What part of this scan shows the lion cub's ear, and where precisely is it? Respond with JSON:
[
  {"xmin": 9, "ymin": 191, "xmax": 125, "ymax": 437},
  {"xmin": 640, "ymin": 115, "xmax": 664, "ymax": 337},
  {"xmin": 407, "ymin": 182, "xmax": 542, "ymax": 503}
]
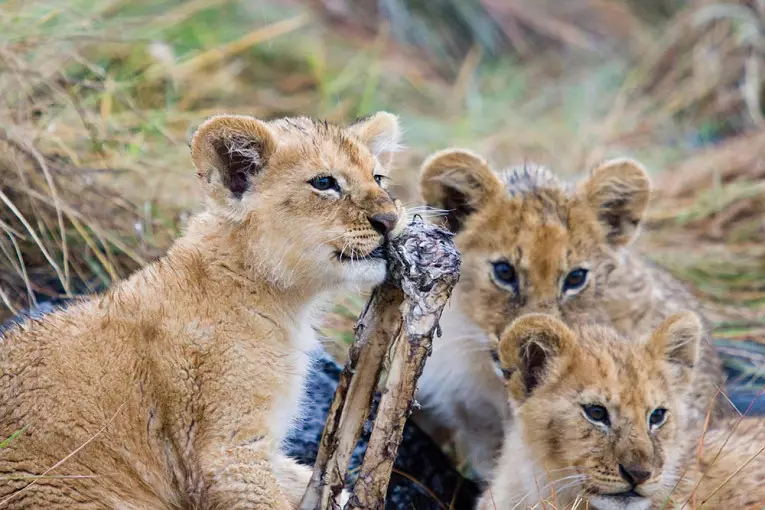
[
  {"xmin": 580, "ymin": 158, "xmax": 650, "ymax": 247},
  {"xmin": 348, "ymin": 111, "xmax": 402, "ymax": 172},
  {"xmin": 499, "ymin": 314, "xmax": 579, "ymax": 402},
  {"xmin": 191, "ymin": 114, "xmax": 277, "ymax": 204},
  {"xmin": 648, "ymin": 311, "xmax": 702, "ymax": 370},
  {"xmin": 419, "ymin": 148, "xmax": 504, "ymax": 233}
]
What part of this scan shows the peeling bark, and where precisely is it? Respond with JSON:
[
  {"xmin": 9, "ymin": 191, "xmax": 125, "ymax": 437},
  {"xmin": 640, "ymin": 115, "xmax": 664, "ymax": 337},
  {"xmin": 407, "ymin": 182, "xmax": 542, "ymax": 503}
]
[
  {"xmin": 299, "ymin": 284, "xmax": 404, "ymax": 510},
  {"xmin": 300, "ymin": 217, "xmax": 461, "ymax": 510}
]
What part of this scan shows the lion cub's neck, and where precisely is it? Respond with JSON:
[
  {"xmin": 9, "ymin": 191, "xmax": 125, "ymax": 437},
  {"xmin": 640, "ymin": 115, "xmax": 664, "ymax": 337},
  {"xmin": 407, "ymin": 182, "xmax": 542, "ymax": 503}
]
[{"xmin": 113, "ymin": 212, "xmax": 327, "ymax": 340}]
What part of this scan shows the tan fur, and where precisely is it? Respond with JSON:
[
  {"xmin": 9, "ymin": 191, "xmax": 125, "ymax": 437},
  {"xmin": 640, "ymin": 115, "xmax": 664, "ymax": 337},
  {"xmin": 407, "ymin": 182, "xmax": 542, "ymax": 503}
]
[
  {"xmin": 478, "ymin": 313, "xmax": 764, "ymax": 510},
  {"xmin": 0, "ymin": 112, "xmax": 403, "ymax": 509},
  {"xmin": 671, "ymin": 418, "xmax": 765, "ymax": 509},
  {"xmin": 415, "ymin": 149, "xmax": 729, "ymax": 478}
]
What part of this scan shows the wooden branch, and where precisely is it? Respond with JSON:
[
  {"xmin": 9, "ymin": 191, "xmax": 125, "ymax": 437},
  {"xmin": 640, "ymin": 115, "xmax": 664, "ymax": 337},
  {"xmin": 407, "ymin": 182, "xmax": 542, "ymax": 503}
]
[
  {"xmin": 299, "ymin": 283, "xmax": 404, "ymax": 510},
  {"xmin": 346, "ymin": 218, "xmax": 460, "ymax": 509},
  {"xmin": 300, "ymin": 217, "xmax": 460, "ymax": 510}
]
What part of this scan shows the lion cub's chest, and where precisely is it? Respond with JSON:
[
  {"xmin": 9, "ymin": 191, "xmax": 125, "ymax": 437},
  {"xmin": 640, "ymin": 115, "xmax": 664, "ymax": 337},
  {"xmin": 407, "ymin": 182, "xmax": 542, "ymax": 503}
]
[
  {"xmin": 267, "ymin": 317, "xmax": 317, "ymax": 442},
  {"xmin": 169, "ymin": 306, "xmax": 319, "ymax": 447}
]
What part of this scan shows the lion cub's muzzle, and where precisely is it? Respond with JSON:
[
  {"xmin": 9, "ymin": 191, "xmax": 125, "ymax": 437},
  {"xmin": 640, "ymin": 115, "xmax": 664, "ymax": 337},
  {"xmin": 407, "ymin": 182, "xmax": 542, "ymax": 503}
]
[
  {"xmin": 334, "ymin": 208, "xmax": 400, "ymax": 263},
  {"xmin": 367, "ymin": 212, "xmax": 398, "ymax": 238}
]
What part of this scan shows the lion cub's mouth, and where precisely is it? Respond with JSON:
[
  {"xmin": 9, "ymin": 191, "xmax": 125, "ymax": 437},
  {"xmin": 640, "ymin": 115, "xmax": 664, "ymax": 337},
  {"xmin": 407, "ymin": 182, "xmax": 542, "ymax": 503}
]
[
  {"xmin": 608, "ymin": 490, "xmax": 644, "ymax": 499},
  {"xmin": 335, "ymin": 245, "xmax": 386, "ymax": 263},
  {"xmin": 589, "ymin": 489, "xmax": 649, "ymax": 510}
]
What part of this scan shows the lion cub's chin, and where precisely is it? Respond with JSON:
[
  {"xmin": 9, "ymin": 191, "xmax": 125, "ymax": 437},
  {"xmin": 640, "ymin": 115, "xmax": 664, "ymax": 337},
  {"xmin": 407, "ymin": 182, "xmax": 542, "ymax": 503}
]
[
  {"xmin": 589, "ymin": 495, "xmax": 652, "ymax": 510},
  {"xmin": 337, "ymin": 252, "xmax": 388, "ymax": 287}
]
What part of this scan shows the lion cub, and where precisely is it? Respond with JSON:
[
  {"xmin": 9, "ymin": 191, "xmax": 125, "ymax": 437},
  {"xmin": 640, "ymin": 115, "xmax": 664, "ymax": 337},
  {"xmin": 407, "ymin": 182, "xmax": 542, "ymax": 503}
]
[
  {"xmin": 415, "ymin": 150, "xmax": 728, "ymax": 478},
  {"xmin": 0, "ymin": 113, "xmax": 402, "ymax": 509},
  {"xmin": 479, "ymin": 313, "xmax": 764, "ymax": 510}
]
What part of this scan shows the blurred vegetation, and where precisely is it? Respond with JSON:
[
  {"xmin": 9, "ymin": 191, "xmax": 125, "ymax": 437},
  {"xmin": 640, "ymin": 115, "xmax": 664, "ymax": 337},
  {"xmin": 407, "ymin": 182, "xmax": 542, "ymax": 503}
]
[{"xmin": 1, "ymin": 0, "xmax": 764, "ymax": 342}]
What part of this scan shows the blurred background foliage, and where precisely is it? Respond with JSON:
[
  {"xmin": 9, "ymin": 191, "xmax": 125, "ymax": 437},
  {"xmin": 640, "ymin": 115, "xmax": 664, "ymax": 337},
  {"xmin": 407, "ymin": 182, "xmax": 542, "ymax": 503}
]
[{"xmin": 1, "ymin": 0, "xmax": 765, "ymax": 356}]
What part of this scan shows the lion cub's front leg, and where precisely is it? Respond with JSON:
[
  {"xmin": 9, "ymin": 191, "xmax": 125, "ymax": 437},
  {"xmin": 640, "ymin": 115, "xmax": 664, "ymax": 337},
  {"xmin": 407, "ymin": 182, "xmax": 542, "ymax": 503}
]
[
  {"xmin": 201, "ymin": 439, "xmax": 293, "ymax": 510},
  {"xmin": 271, "ymin": 452, "xmax": 312, "ymax": 507},
  {"xmin": 272, "ymin": 453, "xmax": 353, "ymax": 508}
]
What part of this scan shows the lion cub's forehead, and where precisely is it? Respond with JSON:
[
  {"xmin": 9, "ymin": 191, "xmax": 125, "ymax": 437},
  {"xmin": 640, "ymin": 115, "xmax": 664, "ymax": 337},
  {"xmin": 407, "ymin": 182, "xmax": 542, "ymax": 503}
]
[
  {"xmin": 467, "ymin": 171, "xmax": 596, "ymax": 262},
  {"xmin": 467, "ymin": 165, "xmax": 606, "ymax": 264},
  {"xmin": 499, "ymin": 163, "xmax": 572, "ymax": 195},
  {"xmin": 570, "ymin": 327, "xmax": 669, "ymax": 410},
  {"xmin": 267, "ymin": 117, "xmax": 379, "ymax": 176}
]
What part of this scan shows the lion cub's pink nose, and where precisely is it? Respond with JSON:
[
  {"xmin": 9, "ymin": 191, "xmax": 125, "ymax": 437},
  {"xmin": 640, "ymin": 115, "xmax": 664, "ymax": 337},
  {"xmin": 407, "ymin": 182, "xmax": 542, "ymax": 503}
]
[{"xmin": 368, "ymin": 212, "xmax": 398, "ymax": 237}]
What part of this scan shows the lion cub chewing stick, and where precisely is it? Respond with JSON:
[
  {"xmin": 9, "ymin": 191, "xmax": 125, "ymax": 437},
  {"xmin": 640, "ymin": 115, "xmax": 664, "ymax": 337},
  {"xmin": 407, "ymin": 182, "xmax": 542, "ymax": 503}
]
[
  {"xmin": 479, "ymin": 313, "xmax": 764, "ymax": 510},
  {"xmin": 0, "ymin": 112, "xmax": 403, "ymax": 509}
]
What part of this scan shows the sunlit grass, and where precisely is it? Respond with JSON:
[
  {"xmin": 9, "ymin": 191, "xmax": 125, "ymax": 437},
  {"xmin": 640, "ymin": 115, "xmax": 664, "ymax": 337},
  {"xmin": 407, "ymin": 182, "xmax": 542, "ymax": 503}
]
[{"xmin": 0, "ymin": 428, "xmax": 24, "ymax": 450}]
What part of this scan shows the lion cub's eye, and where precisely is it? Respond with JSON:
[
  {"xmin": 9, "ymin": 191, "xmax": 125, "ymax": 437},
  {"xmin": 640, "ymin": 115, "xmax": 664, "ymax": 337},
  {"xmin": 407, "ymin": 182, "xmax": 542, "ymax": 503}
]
[
  {"xmin": 492, "ymin": 261, "xmax": 518, "ymax": 290},
  {"xmin": 563, "ymin": 268, "xmax": 588, "ymax": 292},
  {"xmin": 582, "ymin": 404, "xmax": 610, "ymax": 426},
  {"xmin": 649, "ymin": 408, "xmax": 668, "ymax": 429},
  {"xmin": 373, "ymin": 174, "xmax": 387, "ymax": 186},
  {"xmin": 309, "ymin": 175, "xmax": 340, "ymax": 192}
]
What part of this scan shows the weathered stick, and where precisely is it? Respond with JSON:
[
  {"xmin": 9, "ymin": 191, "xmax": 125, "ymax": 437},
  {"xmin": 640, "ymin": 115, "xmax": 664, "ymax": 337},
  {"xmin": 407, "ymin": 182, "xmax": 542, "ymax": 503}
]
[
  {"xmin": 346, "ymin": 218, "xmax": 460, "ymax": 509},
  {"xmin": 300, "ymin": 217, "xmax": 460, "ymax": 510},
  {"xmin": 299, "ymin": 283, "xmax": 404, "ymax": 509}
]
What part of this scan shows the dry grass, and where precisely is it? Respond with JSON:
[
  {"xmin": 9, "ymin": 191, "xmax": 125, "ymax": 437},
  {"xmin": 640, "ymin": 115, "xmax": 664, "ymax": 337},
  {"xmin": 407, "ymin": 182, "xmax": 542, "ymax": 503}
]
[{"xmin": 0, "ymin": 0, "xmax": 763, "ymax": 504}]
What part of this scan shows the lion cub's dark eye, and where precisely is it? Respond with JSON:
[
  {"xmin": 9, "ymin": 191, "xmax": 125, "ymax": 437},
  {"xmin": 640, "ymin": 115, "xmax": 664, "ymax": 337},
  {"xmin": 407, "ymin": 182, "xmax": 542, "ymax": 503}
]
[
  {"xmin": 649, "ymin": 408, "xmax": 667, "ymax": 428},
  {"xmin": 309, "ymin": 175, "xmax": 339, "ymax": 192},
  {"xmin": 563, "ymin": 268, "xmax": 588, "ymax": 292},
  {"xmin": 492, "ymin": 261, "xmax": 518, "ymax": 289},
  {"xmin": 374, "ymin": 174, "xmax": 386, "ymax": 186},
  {"xmin": 582, "ymin": 404, "xmax": 610, "ymax": 426}
]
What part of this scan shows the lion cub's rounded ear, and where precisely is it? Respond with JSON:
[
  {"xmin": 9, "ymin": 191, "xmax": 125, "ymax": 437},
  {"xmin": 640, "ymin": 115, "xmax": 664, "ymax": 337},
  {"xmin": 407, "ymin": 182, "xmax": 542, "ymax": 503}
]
[
  {"xmin": 419, "ymin": 148, "xmax": 503, "ymax": 234},
  {"xmin": 580, "ymin": 158, "xmax": 650, "ymax": 247},
  {"xmin": 499, "ymin": 314, "xmax": 578, "ymax": 401},
  {"xmin": 190, "ymin": 115, "xmax": 277, "ymax": 203},
  {"xmin": 348, "ymin": 111, "xmax": 402, "ymax": 172},
  {"xmin": 648, "ymin": 311, "xmax": 702, "ymax": 370}
]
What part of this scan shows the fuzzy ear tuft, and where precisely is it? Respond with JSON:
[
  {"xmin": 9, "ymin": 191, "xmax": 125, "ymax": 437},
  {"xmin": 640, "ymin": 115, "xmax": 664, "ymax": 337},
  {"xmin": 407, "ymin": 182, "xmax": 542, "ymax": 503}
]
[
  {"xmin": 418, "ymin": 148, "xmax": 503, "ymax": 233},
  {"xmin": 648, "ymin": 312, "xmax": 702, "ymax": 369},
  {"xmin": 499, "ymin": 314, "xmax": 578, "ymax": 400},
  {"xmin": 190, "ymin": 115, "xmax": 277, "ymax": 201},
  {"xmin": 581, "ymin": 158, "xmax": 651, "ymax": 247},
  {"xmin": 348, "ymin": 111, "xmax": 402, "ymax": 171}
]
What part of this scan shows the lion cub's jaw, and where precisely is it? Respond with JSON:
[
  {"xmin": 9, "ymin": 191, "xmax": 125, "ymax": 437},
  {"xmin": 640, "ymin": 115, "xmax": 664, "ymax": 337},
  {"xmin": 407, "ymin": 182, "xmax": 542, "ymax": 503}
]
[
  {"xmin": 588, "ymin": 495, "xmax": 652, "ymax": 510},
  {"xmin": 419, "ymin": 149, "xmax": 649, "ymax": 341},
  {"xmin": 190, "ymin": 112, "xmax": 403, "ymax": 291},
  {"xmin": 486, "ymin": 312, "xmax": 701, "ymax": 509}
]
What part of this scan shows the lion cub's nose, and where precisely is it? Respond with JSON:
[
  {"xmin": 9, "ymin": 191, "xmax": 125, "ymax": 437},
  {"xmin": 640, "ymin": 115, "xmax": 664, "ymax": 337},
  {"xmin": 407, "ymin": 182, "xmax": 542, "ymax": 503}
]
[
  {"xmin": 619, "ymin": 464, "xmax": 651, "ymax": 486},
  {"xmin": 368, "ymin": 212, "xmax": 398, "ymax": 237}
]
